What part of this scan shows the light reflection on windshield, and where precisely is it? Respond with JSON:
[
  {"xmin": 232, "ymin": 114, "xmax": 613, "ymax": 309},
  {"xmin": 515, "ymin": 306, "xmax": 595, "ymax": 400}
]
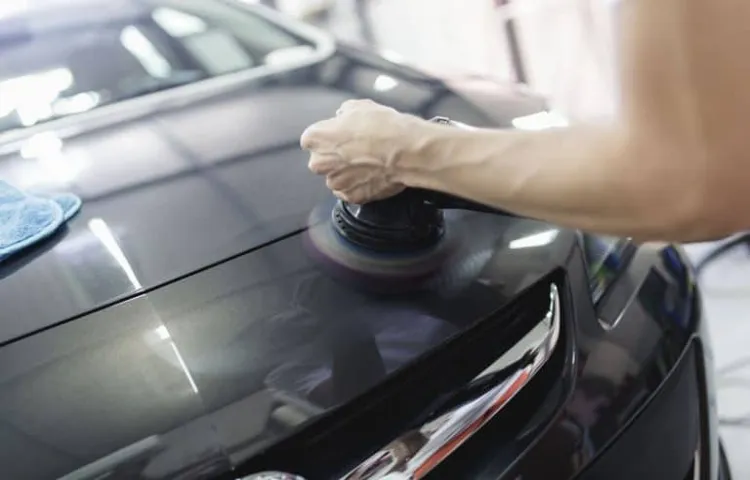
[
  {"xmin": 120, "ymin": 25, "xmax": 174, "ymax": 79},
  {"xmin": 0, "ymin": 68, "xmax": 75, "ymax": 126},
  {"xmin": 0, "ymin": 0, "xmax": 311, "ymax": 134}
]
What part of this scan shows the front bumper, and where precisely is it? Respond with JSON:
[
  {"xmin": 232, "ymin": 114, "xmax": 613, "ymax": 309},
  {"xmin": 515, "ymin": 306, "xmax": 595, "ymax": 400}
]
[{"xmin": 575, "ymin": 340, "xmax": 708, "ymax": 480}]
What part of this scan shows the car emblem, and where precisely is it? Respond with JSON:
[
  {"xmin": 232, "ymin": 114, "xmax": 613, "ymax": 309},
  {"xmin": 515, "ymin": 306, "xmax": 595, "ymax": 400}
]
[{"xmin": 240, "ymin": 473, "xmax": 306, "ymax": 480}]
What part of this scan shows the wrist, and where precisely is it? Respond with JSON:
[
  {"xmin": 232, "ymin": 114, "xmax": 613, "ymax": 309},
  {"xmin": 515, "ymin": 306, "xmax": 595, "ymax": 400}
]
[{"xmin": 392, "ymin": 120, "xmax": 452, "ymax": 189}]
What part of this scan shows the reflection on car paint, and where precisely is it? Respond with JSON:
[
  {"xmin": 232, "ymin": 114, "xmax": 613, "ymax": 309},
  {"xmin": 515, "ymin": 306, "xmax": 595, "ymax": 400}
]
[{"xmin": 580, "ymin": 233, "xmax": 631, "ymax": 302}]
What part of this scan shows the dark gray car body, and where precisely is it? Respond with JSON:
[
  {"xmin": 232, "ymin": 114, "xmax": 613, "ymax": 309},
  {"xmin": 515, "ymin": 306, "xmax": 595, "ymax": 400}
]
[{"xmin": 0, "ymin": 2, "xmax": 725, "ymax": 479}]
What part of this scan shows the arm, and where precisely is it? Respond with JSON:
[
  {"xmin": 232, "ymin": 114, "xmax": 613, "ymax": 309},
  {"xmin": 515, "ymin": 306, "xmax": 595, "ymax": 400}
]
[
  {"xmin": 397, "ymin": 0, "xmax": 750, "ymax": 242},
  {"xmin": 303, "ymin": 0, "xmax": 750, "ymax": 242},
  {"xmin": 399, "ymin": 124, "xmax": 696, "ymax": 241}
]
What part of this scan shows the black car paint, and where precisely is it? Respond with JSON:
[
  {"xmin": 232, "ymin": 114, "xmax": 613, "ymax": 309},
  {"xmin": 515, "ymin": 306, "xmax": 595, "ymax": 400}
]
[
  {"xmin": 0, "ymin": 42, "xmax": 523, "ymax": 345},
  {"xmin": 237, "ymin": 243, "xmax": 712, "ymax": 480},
  {"xmin": 0, "ymin": 3, "xmax": 719, "ymax": 480}
]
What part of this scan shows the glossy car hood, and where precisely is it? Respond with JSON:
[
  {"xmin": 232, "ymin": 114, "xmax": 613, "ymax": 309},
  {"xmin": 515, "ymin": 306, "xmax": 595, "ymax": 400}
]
[
  {"xmin": 0, "ymin": 44, "xmax": 564, "ymax": 479},
  {"xmin": 0, "ymin": 208, "xmax": 575, "ymax": 480},
  {"xmin": 0, "ymin": 85, "xmax": 335, "ymax": 344},
  {"xmin": 0, "ymin": 45, "xmax": 545, "ymax": 345}
]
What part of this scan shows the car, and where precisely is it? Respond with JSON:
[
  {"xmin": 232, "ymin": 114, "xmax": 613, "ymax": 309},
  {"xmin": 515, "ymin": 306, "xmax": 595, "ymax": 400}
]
[{"xmin": 0, "ymin": 1, "xmax": 732, "ymax": 479}]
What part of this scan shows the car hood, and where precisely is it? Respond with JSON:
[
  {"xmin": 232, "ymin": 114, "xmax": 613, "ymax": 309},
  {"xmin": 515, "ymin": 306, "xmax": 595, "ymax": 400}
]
[
  {"xmin": 0, "ymin": 46, "xmax": 545, "ymax": 345},
  {"xmin": 0, "ymin": 209, "xmax": 575, "ymax": 480},
  {"xmin": 0, "ymin": 45, "xmax": 567, "ymax": 480},
  {"xmin": 0, "ymin": 84, "xmax": 336, "ymax": 345}
]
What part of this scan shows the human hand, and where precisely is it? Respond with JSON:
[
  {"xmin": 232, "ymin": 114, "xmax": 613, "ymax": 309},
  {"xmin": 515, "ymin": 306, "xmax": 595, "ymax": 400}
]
[{"xmin": 300, "ymin": 99, "xmax": 426, "ymax": 204}]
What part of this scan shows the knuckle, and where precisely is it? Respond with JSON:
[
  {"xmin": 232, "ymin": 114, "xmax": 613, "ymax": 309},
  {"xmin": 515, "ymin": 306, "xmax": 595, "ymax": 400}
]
[
  {"xmin": 341, "ymin": 98, "xmax": 374, "ymax": 110},
  {"xmin": 309, "ymin": 152, "xmax": 343, "ymax": 173},
  {"xmin": 300, "ymin": 127, "xmax": 321, "ymax": 150},
  {"xmin": 344, "ymin": 189, "xmax": 363, "ymax": 204},
  {"xmin": 308, "ymin": 154, "xmax": 326, "ymax": 173},
  {"xmin": 308, "ymin": 160, "xmax": 321, "ymax": 174},
  {"xmin": 340, "ymin": 99, "xmax": 361, "ymax": 109}
]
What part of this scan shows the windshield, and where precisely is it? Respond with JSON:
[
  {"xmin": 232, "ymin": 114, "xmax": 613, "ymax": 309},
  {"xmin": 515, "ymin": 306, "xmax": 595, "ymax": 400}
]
[{"xmin": 0, "ymin": 0, "xmax": 313, "ymax": 135}]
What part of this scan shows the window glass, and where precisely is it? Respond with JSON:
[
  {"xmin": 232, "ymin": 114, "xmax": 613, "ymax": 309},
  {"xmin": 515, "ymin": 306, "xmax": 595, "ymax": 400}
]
[{"xmin": 0, "ymin": 0, "xmax": 312, "ymax": 134}]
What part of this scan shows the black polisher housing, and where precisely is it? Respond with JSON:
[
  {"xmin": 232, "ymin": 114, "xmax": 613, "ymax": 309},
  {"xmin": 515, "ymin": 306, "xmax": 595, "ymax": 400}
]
[{"xmin": 332, "ymin": 191, "xmax": 445, "ymax": 254}]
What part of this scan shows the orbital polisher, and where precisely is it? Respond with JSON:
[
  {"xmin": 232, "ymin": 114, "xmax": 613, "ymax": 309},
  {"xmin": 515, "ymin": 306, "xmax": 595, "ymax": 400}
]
[{"xmin": 304, "ymin": 117, "xmax": 519, "ymax": 293}]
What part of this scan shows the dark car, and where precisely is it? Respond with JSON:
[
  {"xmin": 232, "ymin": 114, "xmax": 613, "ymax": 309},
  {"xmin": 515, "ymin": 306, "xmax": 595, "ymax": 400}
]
[{"xmin": 0, "ymin": 1, "xmax": 732, "ymax": 479}]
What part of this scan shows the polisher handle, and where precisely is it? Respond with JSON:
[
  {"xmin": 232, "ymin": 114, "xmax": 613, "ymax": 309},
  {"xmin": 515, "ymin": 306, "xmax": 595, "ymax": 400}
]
[{"xmin": 404, "ymin": 188, "xmax": 521, "ymax": 217}]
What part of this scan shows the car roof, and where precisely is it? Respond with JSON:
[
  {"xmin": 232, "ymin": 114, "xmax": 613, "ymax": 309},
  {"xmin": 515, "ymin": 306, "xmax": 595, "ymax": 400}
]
[{"xmin": 1, "ymin": 0, "xmax": 144, "ymax": 30}]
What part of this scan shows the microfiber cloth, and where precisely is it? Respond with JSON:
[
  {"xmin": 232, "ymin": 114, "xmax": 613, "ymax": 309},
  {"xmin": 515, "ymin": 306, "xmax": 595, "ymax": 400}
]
[
  {"xmin": 0, "ymin": 181, "xmax": 82, "ymax": 263},
  {"xmin": 39, "ymin": 192, "xmax": 83, "ymax": 222}
]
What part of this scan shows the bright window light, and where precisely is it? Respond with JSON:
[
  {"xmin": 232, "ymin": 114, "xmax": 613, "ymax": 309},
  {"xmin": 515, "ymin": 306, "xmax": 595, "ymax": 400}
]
[
  {"xmin": 152, "ymin": 8, "xmax": 207, "ymax": 38},
  {"xmin": 512, "ymin": 111, "xmax": 569, "ymax": 131},
  {"xmin": 373, "ymin": 74, "xmax": 398, "ymax": 92},
  {"xmin": 510, "ymin": 229, "xmax": 559, "ymax": 249},
  {"xmin": 120, "ymin": 26, "xmax": 173, "ymax": 78}
]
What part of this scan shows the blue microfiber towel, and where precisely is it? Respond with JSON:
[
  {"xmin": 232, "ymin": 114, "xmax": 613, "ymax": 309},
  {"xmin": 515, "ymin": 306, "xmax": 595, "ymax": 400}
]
[
  {"xmin": 40, "ymin": 192, "xmax": 82, "ymax": 221},
  {"xmin": 0, "ymin": 181, "xmax": 81, "ymax": 263}
]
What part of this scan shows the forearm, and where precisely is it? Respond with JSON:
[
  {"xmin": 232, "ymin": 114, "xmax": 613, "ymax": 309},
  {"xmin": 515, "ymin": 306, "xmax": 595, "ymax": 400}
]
[
  {"xmin": 396, "ymin": 123, "xmax": 713, "ymax": 242},
  {"xmin": 304, "ymin": 0, "xmax": 750, "ymax": 241},
  {"xmin": 396, "ymin": 0, "xmax": 750, "ymax": 242}
]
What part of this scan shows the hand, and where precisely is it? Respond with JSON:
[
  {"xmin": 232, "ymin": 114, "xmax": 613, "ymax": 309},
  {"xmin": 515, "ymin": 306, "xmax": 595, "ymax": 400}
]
[{"xmin": 300, "ymin": 99, "xmax": 424, "ymax": 204}]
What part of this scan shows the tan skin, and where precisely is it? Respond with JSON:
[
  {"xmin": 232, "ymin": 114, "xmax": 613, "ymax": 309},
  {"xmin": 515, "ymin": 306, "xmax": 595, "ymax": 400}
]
[{"xmin": 301, "ymin": 0, "xmax": 750, "ymax": 242}]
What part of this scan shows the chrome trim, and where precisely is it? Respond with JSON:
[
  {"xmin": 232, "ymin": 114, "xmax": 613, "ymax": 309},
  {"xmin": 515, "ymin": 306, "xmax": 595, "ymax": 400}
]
[
  {"xmin": 240, "ymin": 473, "xmax": 306, "ymax": 480},
  {"xmin": 342, "ymin": 284, "xmax": 561, "ymax": 480}
]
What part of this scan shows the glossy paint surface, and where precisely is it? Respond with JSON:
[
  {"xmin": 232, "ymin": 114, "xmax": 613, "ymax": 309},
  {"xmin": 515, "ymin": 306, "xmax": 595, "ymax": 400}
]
[
  {"xmin": 499, "ymin": 244, "xmax": 704, "ymax": 479},
  {"xmin": 0, "ymin": 211, "xmax": 569, "ymax": 480},
  {"xmin": 0, "ymin": 2, "xmax": 713, "ymax": 479},
  {"xmin": 0, "ymin": 2, "xmax": 554, "ymax": 478},
  {"xmin": 239, "ymin": 243, "xmax": 706, "ymax": 480},
  {"xmin": 0, "ymin": 2, "xmax": 543, "ymax": 345}
]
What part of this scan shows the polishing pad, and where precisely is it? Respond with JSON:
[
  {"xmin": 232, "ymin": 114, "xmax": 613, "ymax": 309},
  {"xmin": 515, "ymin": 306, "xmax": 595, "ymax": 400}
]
[
  {"xmin": 304, "ymin": 202, "xmax": 460, "ymax": 293},
  {"xmin": 332, "ymin": 198, "xmax": 445, "ymax": 254}
]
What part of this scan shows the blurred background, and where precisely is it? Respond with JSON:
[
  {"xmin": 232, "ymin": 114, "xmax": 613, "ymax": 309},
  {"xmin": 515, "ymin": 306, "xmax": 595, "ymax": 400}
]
[{"xmin": 245, "ymin": 0, "xmax": 621, "ymax": 122}]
